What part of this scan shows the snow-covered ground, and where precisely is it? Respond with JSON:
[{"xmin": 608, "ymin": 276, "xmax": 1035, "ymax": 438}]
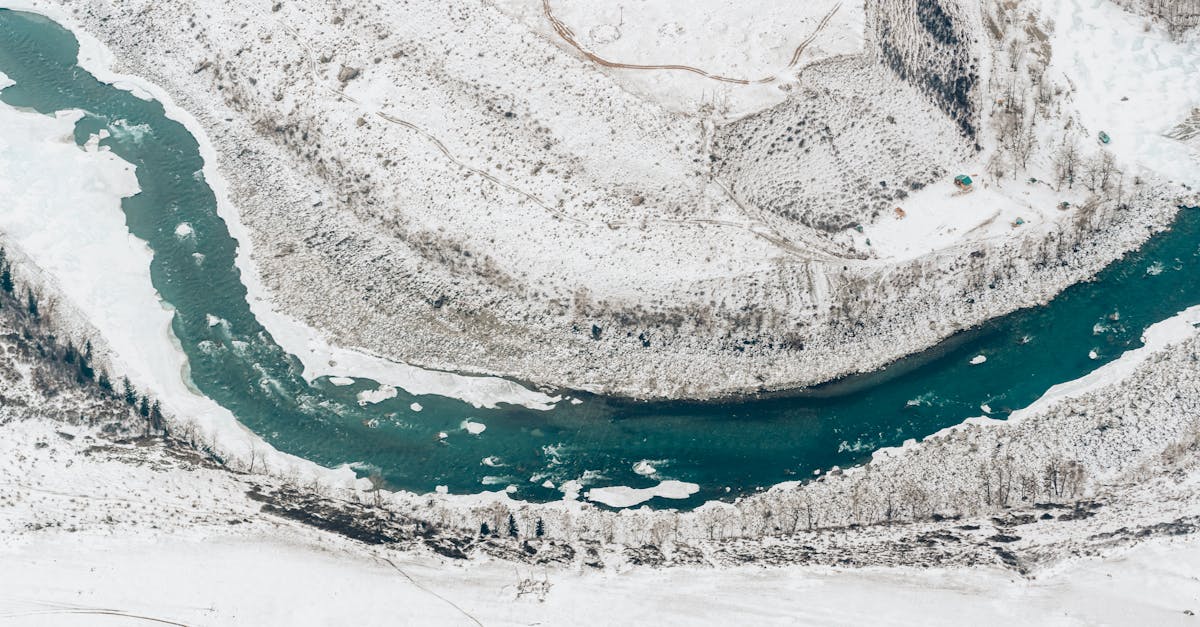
[
  {"xmin": 490, "ymin": 0, "xmax": 866, "ymax": 118},
  {"xmin": 1047, "ymin": 0, "xmax": 1200, "ymax": 190},
  {"xmin": 3, "ymin": 531, "xmax": 1198, "ymax": 626},
  {"xmin": 847, "ymin": 0, "xmax": 1200, "ymax": 262},
  {"xmin": 847, "ymin": 178, "xmax": 1076, "ymax": 261}
]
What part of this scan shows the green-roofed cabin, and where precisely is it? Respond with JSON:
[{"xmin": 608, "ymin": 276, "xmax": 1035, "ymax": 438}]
[
  {"xmin": 1098, "ymin": 131, "xmax": 1111, "ymax": 144},
  {"xmin": 954, "ymin": 174, "xmax": 973, "ymax": 189}
]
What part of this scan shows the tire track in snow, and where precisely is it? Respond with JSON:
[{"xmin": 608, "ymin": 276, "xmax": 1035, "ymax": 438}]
[{"xmin": 542, "ymin": 0, "xmax": 843, "ymax": 85}]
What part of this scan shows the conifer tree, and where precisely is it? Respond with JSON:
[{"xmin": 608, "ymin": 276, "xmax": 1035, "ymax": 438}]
[
  {"xmin": 507, "ymin": 514, "xmax": 519, "ymax": 538},
  {"xmin": 25, "ymin": 291, "xmax": 37, "ymax": 318},
  {"xmin": 138, "ymin": 396, "xmax": 151, "ymax": 418},
  {"xmin": 122, "ymin": 377, "xmax": 137, "ymax": 405},
  {"xmin": 150, "ymin": 400, "xmax": 164, "ymax": 432},
  {"xmin": 78, "ymin": 352, "xmax": 94, "ymax": 381},
  {"xmin": 535, "ymin": 518, "xmax": 545, "ymax": 538},
  {"xmin": 0, "ymin": 248, "xmax": 13, "ymax": 295},
  {"xmin": 479, "ymin": 522, "xmax": 490, "ymax": 537}
]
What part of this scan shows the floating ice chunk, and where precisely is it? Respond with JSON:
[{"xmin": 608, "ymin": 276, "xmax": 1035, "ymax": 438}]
[
  {"xmin": 570, "ymin": 397, "xmax": 583, "ymax": 405},
  {"xmin": 356, "ymin": 384, "xmax": 398, "ymax": 406},
  {"xmin": 174, "ymin": 222, "xmax": 194, "ymax": 239},
  {"xmin": 970, "ymin": 355, "xmax": 987, "ymax": 365},
  {"xmin": 633, "ymin": 460, "xmax": 657, "ymax": 476},
  {"xmin": 837, "ymin": 440, "xmax": 868, "ymax": 453},
  {"xmin": 578, "ymin": 469, "xmax": 606, "ymax": 484},
  {"xmin": 437, "ymin": 431, "xmax": 448, "ymax": 440},
  {"xmin": 585, "ymin": 480, "xmax": 700, "ymax": 508},
  {"xmin": 463, "ymin": 420, "xmax": 486, "ymax": 435},
  {"xmin": 206, "ymin": 314, "xmax": 222, "ymax": 327},
  {"xmin": 481, "ymin": 456, "xmax": 502, "ymax": 467},
  {"xmin": 435, "ymin": 485, "xmax": 448, "ymax": 494},
  {"xmin": 109, "ymin": 119, "xmax": 152, "ymax": 143},
  {"xmin": 981, "ymin": 404, "xmax": 992, "ymax": 414},
  {"xmin": 1088, "ymin": 349, "xmax": 1099, "ymax": 360},
  {"xmin": 541, "ymin": 479, "xmax": 555, "ymax": 489},
  {"xmin": 410, "ymin": 402, "xmax": 423, "ymax": 412},
  {"xmin": 329, "ymin": 376, "xmax": 355, "ymax": 386},
  {"xmin": 559, "ymin": 479, "xmax": 583, "ymax": 501}
]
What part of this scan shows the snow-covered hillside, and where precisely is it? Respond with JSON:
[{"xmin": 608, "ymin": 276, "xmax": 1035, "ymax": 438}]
[{"xmin": 1, "ymin": 0, "xmax": 1187, "ymax": 398}]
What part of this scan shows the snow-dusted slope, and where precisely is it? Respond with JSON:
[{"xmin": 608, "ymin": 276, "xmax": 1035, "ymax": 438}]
[{"xmin": 2, "ymin": 0, "xmax": 1196, "ymax": 401}]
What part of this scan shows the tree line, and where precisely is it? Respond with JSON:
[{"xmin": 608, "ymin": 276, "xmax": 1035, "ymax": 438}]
[{"xmin": 0, "ymin": 246, "xmax": 167, "ymax": 437}]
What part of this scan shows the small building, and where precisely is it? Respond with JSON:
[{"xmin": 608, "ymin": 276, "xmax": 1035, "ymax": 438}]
[{"xmin": 954, "ymin": 174, "xmax": 974, "ymax": 190}]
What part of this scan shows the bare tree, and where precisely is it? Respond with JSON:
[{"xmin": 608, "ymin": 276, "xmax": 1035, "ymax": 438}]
[
  {"xmin": 367, "ymin": 470, "xmax": 386, "ymax": 507},
  {"xmin": 246, "ymin": 439, "xmax": 265, "ymax": 474},
  {"xmin": 1053, "ymin": 135, "xmax": 1081, "ymax": 189},
  {"xmin": 1012, "ymin": 122, "xmax": 1038, "ymax": 172},
  {"xmin": 988, "ymin": 152, "xmax": 1011, "ymax": 180},
  {"xmin": 1096, "ymin": 151, "xmax": 1118, "ymax": 191}
]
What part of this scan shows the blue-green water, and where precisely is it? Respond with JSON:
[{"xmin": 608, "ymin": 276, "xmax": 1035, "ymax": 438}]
[{"xmin": 1, "ymin": 9, "xmax": 1197, "ymax": 509}]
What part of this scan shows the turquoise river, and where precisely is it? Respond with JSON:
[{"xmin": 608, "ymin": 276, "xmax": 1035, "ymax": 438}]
[{"xmin": 1, "ymin": 9, "xmax": 1197, "ymax": 508}]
